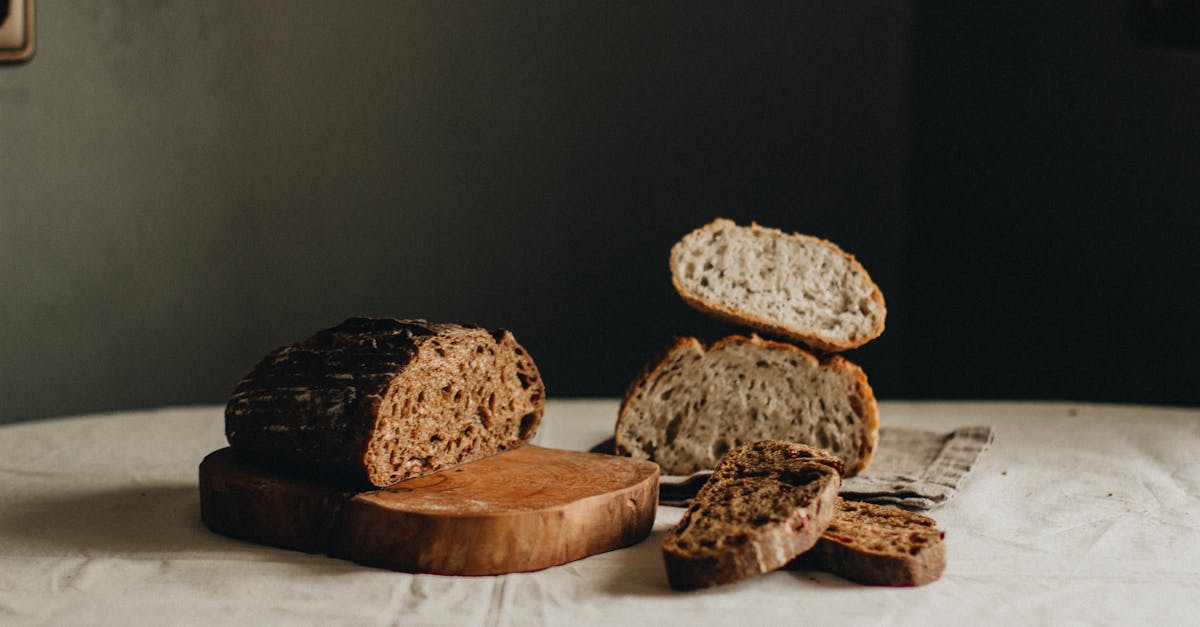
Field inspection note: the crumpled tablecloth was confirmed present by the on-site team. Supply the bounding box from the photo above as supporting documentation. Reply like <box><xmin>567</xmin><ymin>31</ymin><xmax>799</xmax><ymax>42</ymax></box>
<box><xmin>1</xmin><ymin>400</ymin><xmax>1198</xmax><ymax>626</ymax></box>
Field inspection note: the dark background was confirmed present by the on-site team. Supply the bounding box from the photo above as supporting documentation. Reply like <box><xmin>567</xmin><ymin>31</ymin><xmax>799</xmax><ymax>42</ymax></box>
<box><xmin>1</xmin><ymin>2</ymin><xmax>1197</xmax><ymax>424</ymax></box>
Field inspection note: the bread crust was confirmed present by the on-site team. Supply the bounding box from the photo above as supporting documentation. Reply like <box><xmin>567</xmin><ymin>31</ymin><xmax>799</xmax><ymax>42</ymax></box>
<box><xmin>614</xmin><ymin>335</ymin><xmax>699</xmax><ymax>458</ymax></box>
<box><xmin>225</xmin><ymin>317</ymin><xmax>545</xmax><ymax>487</ymax></box>
<box><xmin>669</xmin><ymin>218</ymin><xmax>886</xmax><ymax>353</ymax></box>
<box><xmin>661</xmin><ymin>441</ymin><xmax>843</xmax><ymax>590</ymax></box>
<box><xmin>614</xmin><ymin>334</ymin><xmax>878</xmax><ymax>475</ymax></box>
<box><xmin>795</xmin><ymin>499</ymin><xmax>946</xmax><ymax>586</ymax></box>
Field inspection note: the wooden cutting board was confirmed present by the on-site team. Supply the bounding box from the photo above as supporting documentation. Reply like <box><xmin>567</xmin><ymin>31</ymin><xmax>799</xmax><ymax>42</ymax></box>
<box><xmin>199</xmin><ymin>445</ymin><xmax>660</xmax><ymax>575</ymax></box>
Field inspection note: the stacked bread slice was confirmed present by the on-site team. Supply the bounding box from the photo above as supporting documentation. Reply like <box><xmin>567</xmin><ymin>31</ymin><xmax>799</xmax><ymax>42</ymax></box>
<box><xmin>616</xmin><ymin>219</ymin><xmax>884</xmax><ymax>478</ymax></box>
<box><xmin>663</xmin><ymin>439</ymin><xmax>946</xmax><ymax>589</ymax></box>
<box><xmin>615</xmin><ymin>219</ymin><xmax>944</xmax><ymax>588</ymax></box>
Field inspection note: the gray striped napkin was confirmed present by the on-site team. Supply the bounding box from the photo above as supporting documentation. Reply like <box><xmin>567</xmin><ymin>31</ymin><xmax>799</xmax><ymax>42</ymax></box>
<box><xmin>646</xmin><ymin>425</ymin><xmax>994</xmax><ymax>511</ymax></box>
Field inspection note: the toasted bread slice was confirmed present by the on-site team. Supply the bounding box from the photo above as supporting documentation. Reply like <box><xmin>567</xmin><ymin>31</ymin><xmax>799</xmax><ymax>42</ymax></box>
<box><xmin>661</xmin><ymin>441</ymin><xmax>842</xmax><ymax>590</ymax></box>
<box><xmin>794</xmin><ymin>498</ymin><xmax>946</xmax><ymax>586</ymax></box>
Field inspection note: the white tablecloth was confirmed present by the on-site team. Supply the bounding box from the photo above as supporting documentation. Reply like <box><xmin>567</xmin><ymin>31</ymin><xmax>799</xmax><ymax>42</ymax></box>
<box><xmin>1</xmin><ymin>400</ymin><xmax>1198</xmax><ymax>626</ymax></box>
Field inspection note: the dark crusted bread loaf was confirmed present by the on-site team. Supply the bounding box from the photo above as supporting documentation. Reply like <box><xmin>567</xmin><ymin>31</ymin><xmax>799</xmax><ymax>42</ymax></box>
<box><xmin>615</xmin><ymin>334</ymin><xmax>878</xmax><ymax>476</ymax></box>
<box><xmin>794</xmin><ymin>498</ymin><xmax>946</xmax><ymax>586</ymax></box>
<box><xmin>661</xmin><ymin>441</ymin><xmax>843</xmax><ymax>590</ymax></box>
<box><xmin>225</xmin><ymin>317</ymin><xmax>544</xmax><ymax>487</ymax></box>
<box><xmin>670</xmin><ymin>218</ymin><xmax>886</xmax><ymax>352</ymax></box>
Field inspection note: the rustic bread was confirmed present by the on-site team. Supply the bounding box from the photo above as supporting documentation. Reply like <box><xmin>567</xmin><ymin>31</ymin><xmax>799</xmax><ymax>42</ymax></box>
<box><xmin>670</xmin><ymin>218</ymin><xmax>886</xmax><ymax>352</ymax></box>
<box><xmin>794</xmin><ymin>498</ymin><xmax>946</xmax><ymax>586</ymax></box>
<box><xmin>661</xmin><ymin>441</ymin><xmax>842</xmax><ymax>590</ymax></box>
<box><xmin>615</xmin><ymin>334</ymin><xmax>878</xmax><ymax>476</ymax></box>
<box><xmin>225</xmin><ymin>317</ymin><xmax>544</xmax><ymax>487</ymax></box>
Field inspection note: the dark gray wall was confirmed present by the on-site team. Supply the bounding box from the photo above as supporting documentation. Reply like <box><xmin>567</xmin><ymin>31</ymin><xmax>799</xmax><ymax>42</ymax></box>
<box><xmin>0</xmin><ymin>2</ymin><xmax>910</xmax><ymax>422</ymax></box>
<box><xmin>10</xmin><ymin>2</ymin><xmax>1194</xmax><ymax>424</ymax></box>
<box><xmin>906</xmin><ymin>3</ymin><xmax>1200</xmax><ymax>405</ymax></box>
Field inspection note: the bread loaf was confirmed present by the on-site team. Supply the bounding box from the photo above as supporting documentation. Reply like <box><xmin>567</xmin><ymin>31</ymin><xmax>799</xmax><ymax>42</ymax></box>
<box><xmin>661</xmin><ymin>441</ymin><xmax>842</xmax><ymax>590</ymax></box>
<box><xmin>794</xmin><ymin>498</ymin><xmax>946</xmax><ymax>586</ymax></box>
<box><xmin>615</xmin><ymin>334</ymin><xmax>878</xmax><ymax>476</ymax></box>
<box><xmin>225</xmin><ymin>317</ymin><xmax>544</xmax><ymax>487</ymax></box>
<box><xmin>670</xmin><ymin>218</ymin><xmax>886</xmax><ymax>352</ymax></box>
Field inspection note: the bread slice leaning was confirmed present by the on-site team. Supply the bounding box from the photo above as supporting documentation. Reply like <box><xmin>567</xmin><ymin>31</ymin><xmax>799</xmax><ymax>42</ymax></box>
<box><xmin>662</xmin><ymin>441</ymin><xmax>843</xmax><ymax>590</ymax></box>
<box><xmin>793</xmin><ymin>498</ymin><xmax>946</xmax><ymax>586</ymax></box>
<box><xmin>615</xmin><ymin>334</ymin><xmax>878</xmax><ymax>476</ymax></box>
<box><xmin>226</xmin><ymin>317</ymin><xmax>545</xmax><ymax>487</ymax></box>
<box><xmin>670</xmin><ymin>218</ymin><xmax>886</xmax><ymax>352</ymax></box>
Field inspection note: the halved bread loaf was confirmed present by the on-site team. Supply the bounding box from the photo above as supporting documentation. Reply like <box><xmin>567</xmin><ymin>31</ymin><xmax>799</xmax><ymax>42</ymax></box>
<box><xmin>670</xmin><ymin>218</ymin><xmax>886</xmax><ymax>352</ymax></box>
<box><xmin>225</xmin><ymin>317</ymin><xmax>544</xmax><ymax>487</ymax></box>
<box><xmin>794</xmin><ymin>498</ymin><xmax>946</xmax><ymax>586</ymax></box>
<box><xmin>615</xmin><ymin>334</ymin><xmax>878</xmax><ymax>476</ymax></box>
<box><xmin>662</xmin><ymin>441</ymin><xmax>842</xmax><ymax>590</ymax></box>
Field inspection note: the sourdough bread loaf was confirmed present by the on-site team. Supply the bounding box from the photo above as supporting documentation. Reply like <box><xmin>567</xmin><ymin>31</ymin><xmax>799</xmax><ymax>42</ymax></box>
<box><xmin>670</xmin><ymin>218</ymin><xmax>886</xmax><ymax>352</ymax></box>
<box><xmin>794</xmin><ymin>498</ymin><xmax>946</xmax><ymax>586</ymax></box>
<box><xmin>661</xmin><ymin>441</ymin><xmax>842</xmax><ymax>590</ymax></box>
<box><xmin>615</xmin><ymin>334</ymin><xmax>878</xmax><ymax>476</ymax></box>
<box><xmin>225</xmin><ymin>317</ymin><xmax>544</xmax><ymax>487</ymax></box>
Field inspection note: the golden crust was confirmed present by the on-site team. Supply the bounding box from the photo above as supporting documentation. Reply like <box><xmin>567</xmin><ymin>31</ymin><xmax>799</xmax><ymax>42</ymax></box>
<box><xmin>614</xmin><ymin>336</ymin><xmax>702</xmax><ymax>457</ymax></box>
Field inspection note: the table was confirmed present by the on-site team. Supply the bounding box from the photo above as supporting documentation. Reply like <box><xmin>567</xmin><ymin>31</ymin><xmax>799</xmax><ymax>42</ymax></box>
<box><xmin>2</xmin><ymin>400</ymin><xmax>1198</xmax><ymax>625</ymax></box>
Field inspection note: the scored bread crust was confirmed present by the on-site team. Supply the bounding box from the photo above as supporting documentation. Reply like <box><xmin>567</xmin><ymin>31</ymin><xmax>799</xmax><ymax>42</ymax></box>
<box><xmin>670</xmin><ymin>219</ymin><xmax>886</xmax><ymax>353</ymax></box>
<box><xmin>793</xmin><ymin>499</ymin><xmax>946</xmax><ymax>586</ymax></box>
<box><xmin>225</xmin><ymin>317</ymin><xmax>545</xmax><ymax>487</ymax></box>
<box><xmin>662</xmin><ymin>441</ymin><xmax>843</xmax><ymax>590</ymax></box>
<box><xmin>615</xmin><ymin>334</ymin><xmax>878</xmax><ymax>476</ymax></box>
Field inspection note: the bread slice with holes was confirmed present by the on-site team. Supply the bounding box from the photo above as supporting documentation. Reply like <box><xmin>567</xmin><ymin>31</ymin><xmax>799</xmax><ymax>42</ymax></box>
<box><xmin>793</xmin><ymin>498</ymin><xmax>946</xmax><ymax>586</ymax></box>
<box><xmin>662</xmin><ymin>441</ymin><xmax>842</xmax><ymax>590</ymax></box>
<box><xmin>670</xmin><ymin>218</ymin><xmax>886</xmax><ymax>352</ymax></box>
<box><xmin>225</xmin><ymin>317</ymin><xmax>545</xmax><ymax>487</ymax></box>
<box><xmin>615</xmin><ymin>334</ymin><xmax>878</xmax><ymax>476</ymax></box>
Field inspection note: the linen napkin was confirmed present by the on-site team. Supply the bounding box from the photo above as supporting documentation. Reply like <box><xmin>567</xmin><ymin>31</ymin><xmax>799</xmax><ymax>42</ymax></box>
<box><xmin>600</xmin><ymin>425</ymin><xmax>994</xmax><ymax>511</ymax></box>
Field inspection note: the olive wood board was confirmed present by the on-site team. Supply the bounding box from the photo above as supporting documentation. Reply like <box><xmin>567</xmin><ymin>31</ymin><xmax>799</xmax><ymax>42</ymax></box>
<box><xmin>199</xmin><ymin>445</ymin><xmax>660</xmax><ymax>575</ymax></box>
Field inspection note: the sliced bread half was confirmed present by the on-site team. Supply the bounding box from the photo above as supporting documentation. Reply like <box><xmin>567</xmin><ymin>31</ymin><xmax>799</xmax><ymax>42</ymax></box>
<box><xmin>662</xmin><ymin>441</ymin><xmax>843</xmax><ymax>590</ymax></box>
<box><xmin>794</xmin><ymin>498</ymin><xmax>946</xmax><ymax>586</ymax></box>
<box><xmin>615</xmin><ymin>334</ymin><xmax>878</xmax><ymax>476</ymax></box>
<box><xmin>670</xmin><ymin>218</ymin><xmax>886</xmax><ymax>352</ymax></box>
<box><xmin>226</xmin><ymin>317</ymin><xmax>544</xmax><ymax>487</ymax></box>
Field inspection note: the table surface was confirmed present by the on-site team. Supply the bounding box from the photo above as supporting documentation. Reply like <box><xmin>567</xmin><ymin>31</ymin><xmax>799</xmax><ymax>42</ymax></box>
<box><xmin>2</xmin><ymin>400</ymin><xmax>1198</xmax><ymax>626</ymax></box>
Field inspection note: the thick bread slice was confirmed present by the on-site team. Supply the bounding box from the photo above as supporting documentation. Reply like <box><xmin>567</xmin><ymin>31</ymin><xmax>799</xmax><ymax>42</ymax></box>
<box><xmin>794</xmin><ymin>499</ymin><xmax>946</xmax><ymax>586</ymax></box>
<box><xmin>615</xmin><ymin>334</ymin><xmax>878</xmax><ymax>476</ymax></box>
<box><xmin>661</xmin><ymin>441</ymin><xmax>842</xmax><ymax>590</ymax></box>
<box><xmin>670</xmin><ymin>218</ymin><xmax>886</xmax><ymax>352</ymax></box>
<box><xmin>225</xmin><ymin>317</ymin><xmax>544</xmax><ymax>487</ymax></box>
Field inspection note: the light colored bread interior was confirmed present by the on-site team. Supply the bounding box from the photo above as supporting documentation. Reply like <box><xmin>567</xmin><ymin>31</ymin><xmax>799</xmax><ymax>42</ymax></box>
<box><xmin>615</xmin><ymin>335</ymin><xmax>877</xmax><ymax>476</ymax></box>
<box><xmin>670</xmin><ymin>219</ymin><xmax>885</xmax><ymax>352</ymax></box>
